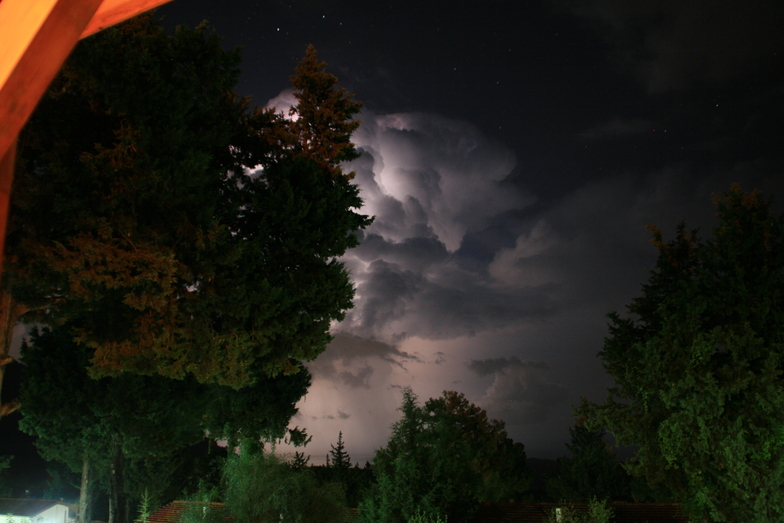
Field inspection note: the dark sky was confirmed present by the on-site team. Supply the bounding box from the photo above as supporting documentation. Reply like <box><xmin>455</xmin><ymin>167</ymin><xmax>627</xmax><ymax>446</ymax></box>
<box><xmin>156</xmin><ymin>0</ymin><xmax>784</xmax><ymax>462</ymax></box>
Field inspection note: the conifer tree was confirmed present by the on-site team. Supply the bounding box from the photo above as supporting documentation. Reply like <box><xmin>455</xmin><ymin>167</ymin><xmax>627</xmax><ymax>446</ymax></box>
<box><xmin>546</xmin><ymin>425</ymin><xmax>630</xmax><ymax>503</ymax></box>
<box><xmin>288</xmin><ymin>45</ymin><xmax>363</xmax><ymax>179</ymax></box>
<box><xmin>582</xmin><ymin>185</ymin><xmax>784</xmax><ymax>522</ymax></box>
<box><xmin>291</xmin><ymin>451</ymin><xmax>310</xmax><ymax>470</ymax></box>
<box><xmin>4</xmin><ymin>14</ymin><xmax>371</xmax><ymax>405</ymax></box>
<box><xmin>327</xmin><ymin>431</ymin><xmax>352</xmax><ymax>471</ymax></box>
<box><xmin>360</xmin><ymin>389</ymin><xmax>529</xmax><ymax>523</ymax></box>
<box><xmin>12</xmin><ymin>14</ymin><xmax>368</xmax><ymax>523</ymax></box>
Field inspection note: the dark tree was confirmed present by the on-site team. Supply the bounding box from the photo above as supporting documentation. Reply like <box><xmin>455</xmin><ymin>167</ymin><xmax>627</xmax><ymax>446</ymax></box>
<box><xmin>360</xmin><ymin>388</ymin><xmax>530</xmax><ymax>523</ymax></box>
<box><xmin>12</xmin><ymin>14</ymin><xmax>370</xmax><ymax>523</ymax></box>
<box><xmin>327</xmin><ymin>431</ymin><xmax>352</xmax><ymax>472</ymax></box>
<box><xmin>581</xmin><ymin>185</ymin><xmax>784</xmax><ymax>522</ymax></box>
<box><xmin>287</xmin><ymin>45</ymin><xmax>363</xmax><ymax>177</ymax></box>
<box><xmin>324</xmin><ymin>430</ymin><xmax>353</xmax><ymax>502</ymax></box>
<box><xmin>290</xmin><ymin>451</ymin><xmax>310</xmax><ymax>470</ymax></box>
<box><xmin>215</xmin><ymin>451</ymin><xmax>350</xmax><ymax>523</ymax></box>
<box><xmin>545</xmin><ymin>425</ymin><xmax>630</xmax><ymax>503</ymax></box>
<box><xmin>19</xmin><ymin>325</ymin><xmax>206</xmax><ymax>523</ymax></box>
<box><xmin>20</xmin><ymin>320</ymin><xmax>308</xmax><ymax>523</ymax></box>
<box><xmin>4</xmin><ymin>13</ymin><xmax>371</xmax><ymax>406</ymax></box>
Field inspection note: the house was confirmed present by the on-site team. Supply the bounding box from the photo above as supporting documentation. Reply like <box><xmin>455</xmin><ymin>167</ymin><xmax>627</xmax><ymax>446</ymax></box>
<box><xmin>0</xmin><ymin>499</ymin><xmax>76</xmax><ymax>523</ymax></box>
<box><xmin>471</xmin><ymin>502</ymin><xmax>689</xmax><ymax>523</ymax></box>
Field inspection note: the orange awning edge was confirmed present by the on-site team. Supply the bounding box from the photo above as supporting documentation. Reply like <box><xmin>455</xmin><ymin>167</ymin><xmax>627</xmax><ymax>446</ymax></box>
<box><xmin>81</xmin><ymin>0</ymin><xmax>174</xmax><ymax>39</ymax></box>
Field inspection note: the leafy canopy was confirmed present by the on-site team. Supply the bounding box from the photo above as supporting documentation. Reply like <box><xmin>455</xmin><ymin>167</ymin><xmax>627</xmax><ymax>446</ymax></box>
<box><xmin>360</xmin><ymin>388</ymin><xmax>530</xmax><ymax>523</ymax></box>
<box><xmin>191</xmin><ymin>450</ymin><xmax>350</xmax><ymax>523</ymax></box>
<box><xmin>543</xmin><ymin>499</ymin><xmax>613</xmax><ymax>523</ymax></box>
<box><xmin>14</xmin><ymin>14</ymin><xmax>367</xmax><ymax>522</ymax></box>
<box><xmin>546</xmin><ymin>425</ymin><xmax>630</xmax><ymax>503</ymax></box>
<box><xmin>581</xmin><ymin>185</ymin><xmax>784</xmax><ymax>522</ymax></box>
<box><xmin>9</xmin><ymin>16</ymin><xmax>371</xmax><ymax>389</ymax></box>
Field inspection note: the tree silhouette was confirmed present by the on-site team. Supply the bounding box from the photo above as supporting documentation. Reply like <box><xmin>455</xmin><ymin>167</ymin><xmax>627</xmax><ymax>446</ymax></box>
<box><xmin>546</xmin><ymin>425</ymin><xmax>629</xmax><ymax>502</ymax></box>
<box><xmin>11</xmin><ymin>13</ymin><xmax>369</xmax><ymax>523</ymax></box>
<box><xmin>327</xmin><ymin>431</ymin><xmax>352</xmax><ymax>471</ymax></box>
<box><xmin>360</xmin><ymin>388</ymin><xmax>529</xmax><ymax>523</ymax></box>
<box><xmin>3</xmin><ymin>15</ymin><xmax>370</xmax><ymax>411</ymax></box>
<box><xmin>582</xmin><ymin>185</ymin><xmax>784</xmax><ymax>522</ymax></box>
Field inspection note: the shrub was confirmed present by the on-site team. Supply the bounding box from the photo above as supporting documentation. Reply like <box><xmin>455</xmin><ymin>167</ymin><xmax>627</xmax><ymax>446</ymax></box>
<box><xmin>408</xmin><ymin>511</ymin><xmax>448</xmax><ymax>523</ymax></box>
<box><xmin>545</xmin><ymin>498</ymin><xmax>613</xmax><ymax>523</ymax></box>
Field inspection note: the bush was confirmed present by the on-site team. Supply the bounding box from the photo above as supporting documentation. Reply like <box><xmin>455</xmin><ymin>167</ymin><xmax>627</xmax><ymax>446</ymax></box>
<box><xmin>408</xmin><ymin>511</ymin><xmax>448</xmax><ymax>523</ymax></box>
<box><xmin>186</xmin><ymin>450</ymin><xmax>350</xmax><ymax>523</ymax></box>
<box><xmin>544</xmin><ymin>498</ymin><xmax>613</xmax><ymax>523</ymax></box>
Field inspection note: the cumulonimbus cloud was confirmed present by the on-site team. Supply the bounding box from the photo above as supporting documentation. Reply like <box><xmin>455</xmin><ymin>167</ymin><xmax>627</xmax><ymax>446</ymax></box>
<box><xmin>467</xmin><ymin>356</ymin><xmax>569</xmax><ymax>424</ymax></box>
<box><xmin>307</xmin><ymin>332</ymin><xmax>419</xmax><ymax>388</ymax></box>
<box><xmin>335</xmin><ymin>111</ymin><xmax>553</xmax><ymax>343</ymax></box>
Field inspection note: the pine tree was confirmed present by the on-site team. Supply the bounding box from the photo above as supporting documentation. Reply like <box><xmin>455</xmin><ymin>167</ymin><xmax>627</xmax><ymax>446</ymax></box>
<box><xmin>327</xmin><ymin>431</ymin><xmax>352</xmax><ymax>471</ymax></box>
<box><xmin>6</xmin><ymin>15</ymin><xmax>371</xmax><ymax>396</ymax></box>
<box><xmin>288</xmin><ymin>45</ymin><xmax>363</xmax><ymax>179</ymax></box>
<box><xmin>546</xmin><ymin>425</ymin><xmax>630</xmax><ymax>502</ymax></box>
<box><xmin>360</xmin><ymin>389</ymin><xmax>529</xmax><ymax>523</ymax></box>
<box><xmin>582</xmin><ymin>185</ymin><xmax>784</xmax><ymax>522</ymax></box>
<box><xmin>291</xmin><ymin>451</ymin><xmax>310</xmax><ymax>470</ymax></box>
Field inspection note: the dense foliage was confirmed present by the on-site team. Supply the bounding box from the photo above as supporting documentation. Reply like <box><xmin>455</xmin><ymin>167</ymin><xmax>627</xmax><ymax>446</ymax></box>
<box><xmin>545</xmin><ymin>425</ymin><xmax>630</xmax><ymax>503</ymax></box>
<box><xmin>190</xmin><ymin>451</ymin><xmax>350</xmax><ymax>523</ymax></box>
<box><xmin>19</xmin><ymin>323</ymin><xmax>308</xmax><ymax>523</ymax></box>
<box><xmin>360</xmin><ymin>388</ymin><xmax>530</xmax><ymax>523</ymax></box>
<box><xmin>582</xmin><ymin>185</ymin><xmax>784</xmax><ymax>522</ymax></box>
<box><xmin>7</xmin><ymin>15</ymin><xmax>370</xmax><ymax>390</ymax></box>
<box><xmin>543</xmin><ymin>499</ymin><xmax>613</xmax><ymax>523</ymax></box>
<box><xmin>19</xmin><ymin>326</ymin><xmax>205</xmax><ymax>523</ymax></box>
<box><xmin>13</xmin><ymin>13</ymin><xmax>369</xmax><ymax>523</ymax></box>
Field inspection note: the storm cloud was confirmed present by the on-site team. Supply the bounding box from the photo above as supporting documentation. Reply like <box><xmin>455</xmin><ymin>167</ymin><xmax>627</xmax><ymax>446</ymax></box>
<box><xmin>556</xmin><ymin>0</ymin><xmax>784</xmax><ymax>93</ymax></box>
<box><xmin>338</xmin><ymin>112</ymin><xmax>550</xmax><ymax>343</ymax></box>
<box><xmin>468</xmin><ymin>357</ymin><xmax>569</xmax><ymax>425</ymax></box>
<box><xmin>270</xmin><ymin>93</ymin><xmax>784</xmax><ymax>463</ymax></box>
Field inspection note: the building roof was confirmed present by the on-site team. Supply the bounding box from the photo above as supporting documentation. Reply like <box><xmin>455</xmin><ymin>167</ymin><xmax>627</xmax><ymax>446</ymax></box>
<box><xmin>0</xmin><ymin>499</ymin><xmax>76</xmax><ymax>518</ymax></box>
<box><xmin>140</xmin><ymin>501</ymin><xmax>228</xmax><ymax>523</ymax></box>
<box><xmin>145</xmin><ymin>500</ymin><xmax>688</xmax><ymax>523</ymax></box>
<box><xmin>471</xmin><ymin>502</ymin><xmax>689</xmax><ymax>523</ymax></box>
<box><xmin>142</xmin><ymin>501</ymin><xmax>361</xmax><ymax>523</ymax></box>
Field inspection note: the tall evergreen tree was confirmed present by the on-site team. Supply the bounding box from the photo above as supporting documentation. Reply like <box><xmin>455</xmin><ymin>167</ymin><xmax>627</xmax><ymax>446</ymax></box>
<box><xmin>4</xmin><ymin>13</ymin><xmax>371</xmax><ymax>409</ymax></box>
<box><xmin>545</xmin><ymin>425</ymin><xmax>630</xmax><ymax>503</ymax></box>
<box><xmin>288</xmin><ymin>45</ymin><xmax>363</xmax><ymax>178</ymax></box>
<box><xmin>12</xmin><ymin>14</ymin><xmax>369</xmax><ymax>523</ymax></box>
<box><xmin>327</xmin><ymin>431</ymin><xmax>352</xmax><ymax>471</ymax></box>
<box><xmin>581</xmin><ymin>185</ymin><xmax>784</xmax><ymax>522</ymax></box>
<box><xmin>19</xmin><ymin>325</ymin><xmax>206</xmax><ymax>523</ymax></box>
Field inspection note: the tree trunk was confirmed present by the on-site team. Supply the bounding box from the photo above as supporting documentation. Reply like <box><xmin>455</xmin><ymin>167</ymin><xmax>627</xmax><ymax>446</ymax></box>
<box><xmin>109</xmin><ymin>439</ymin><xmax>128</xmax><ymax>523</ymax></box>
<box><xmin>79</xmin><ymin>450</ymin><xmax>92</xmax><ymax>523</ymax></box>
<box><xmin>0</xmin><ymin>287</ymin><xmax>26</xmax><ymax>417</ymax></box>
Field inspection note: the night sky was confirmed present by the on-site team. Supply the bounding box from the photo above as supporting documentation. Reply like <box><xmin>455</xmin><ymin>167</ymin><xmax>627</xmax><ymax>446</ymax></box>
<box><xmin>154</xmin><ymin>0</ymin><xmax>784</xmax><ymax>463</ymax></box>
